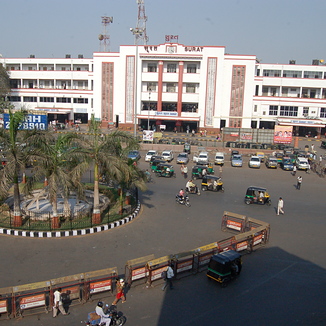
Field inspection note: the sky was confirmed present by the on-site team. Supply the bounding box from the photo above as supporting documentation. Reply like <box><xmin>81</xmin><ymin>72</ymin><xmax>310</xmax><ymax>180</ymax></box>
<box><xmin>1</xmin><ymin>0</ymin><xmax>325</xmax><ymax>65</ymax></box>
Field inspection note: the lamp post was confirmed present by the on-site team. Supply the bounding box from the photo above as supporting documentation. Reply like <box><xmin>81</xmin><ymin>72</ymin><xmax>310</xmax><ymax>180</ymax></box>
<box><xmin>130</xmin><ymin>27</ymin><xmax>144</xmax><ymax>137</ymax></box>
<box><xmin>147</xmin><ymin>87</ymin><xmax>151</xmax><ymax>130</ymax></box>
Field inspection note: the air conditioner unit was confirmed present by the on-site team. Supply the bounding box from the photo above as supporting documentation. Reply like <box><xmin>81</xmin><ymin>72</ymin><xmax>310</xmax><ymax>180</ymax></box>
<box><xmin>30</xmin><ymin>54</ymin><xmax>35</xmax><ymax>58</ymax></box>
<box><xmin>66</xmin><ymin>54</ymin><xmax>71</xmax><ymax>58</ymax></box>
<box><xmin>289</xmin><ymin>60</ymin><xmax>296</xmax><ymax>64</ymax></box>
<box><xmin>312</xmin><ymin>59</ymin><xmax>319</xmax><ymax>65</ymax></box>
<box><xmin>78</xmin><ymin>54</ymin><xmax>83</xmax><ymax>58</ymax></box>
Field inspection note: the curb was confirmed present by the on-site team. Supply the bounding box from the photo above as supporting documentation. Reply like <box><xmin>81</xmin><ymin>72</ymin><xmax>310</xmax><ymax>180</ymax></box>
<box><xmin>0</xmin><ymin>202</ymin><xmax>141</xmax><ymax>238</ymax></box>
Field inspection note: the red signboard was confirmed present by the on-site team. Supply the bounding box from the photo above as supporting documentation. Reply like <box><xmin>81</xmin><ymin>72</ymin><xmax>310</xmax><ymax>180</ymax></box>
<box><xmin>176</xmin><ymin>259</ymin><xmax>193</xmax><ymax>273</ymax></box>
<box><xmin>253</xmin><ymin>234</ymin><xmax>263</xmax><ymax>246</ymax></box>
<box><xmin>226</xmin><ymin>220</ymin><xmax>242</xmax><ymax>231</ymax></box>
<box><xmin>131</xmin><ymin>267</ymin><xmax>148</xmax><ymax>281</ymax></box>
<box><xmin>151</xmin><ymin>267</ymin><xmax>167</xmax><ymax>281</ymax></box>
<box><xmin>0</xmin><ymin>300</ymin><xmax>7</xmax><ymax>313</ymax></box>
<box><xmin>236</xmin><ymin>240</ymin><xmax>248</xmax><ymax>251</ymax></box>
<box><xmin>90</xmin><ymin>280</ymin><xmax>112</xmax><ymax>294</ymax></box>
<box><xmin>20</xmin><ymin>294</ymin><xmax>46</xmax><ymax>310</ymax></box>
<box><xmin>199</xmin><ymin>253</ymin><xmax>212</xmax><ymax>266</ymax></box>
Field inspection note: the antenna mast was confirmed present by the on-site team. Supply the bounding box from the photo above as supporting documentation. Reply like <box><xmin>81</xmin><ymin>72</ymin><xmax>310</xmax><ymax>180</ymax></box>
<box><xmin>98</xmin><ymin>16</ymin><xmax>113</xmax><ymax>52</ymax></box>
<box><xmin>136</xmin><ymin>0</ymin><xmax>149</xmax><ymax>45</ymax></box>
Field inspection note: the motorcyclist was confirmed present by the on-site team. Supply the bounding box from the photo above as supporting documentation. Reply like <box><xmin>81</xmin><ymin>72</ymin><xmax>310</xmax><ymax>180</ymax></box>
<box><xmin>95</xmin><ymin>301</ymin><xmax>111</xmax><ymax>326</ymax></box>
<box><xmin>178</xmin><ymin>188</ymin><xmax>185</xmax><ymax>201</ymax></box>
<box><xmin>186</xmin><ymin>179</ymin><xmax>195</xmax><ymax>193</ymax></box>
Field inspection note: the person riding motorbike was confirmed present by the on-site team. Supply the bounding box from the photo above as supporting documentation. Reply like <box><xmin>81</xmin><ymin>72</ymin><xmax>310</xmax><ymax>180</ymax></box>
<box><xmin>186</xmin><ymin>179</ymin><xmax>196</xmax><ymax>192</ymax></box>
<box><xmin>95</xmin><ymin>301</ymin><xmax>112</xmax><ymax>326</ymax></box>
<box><xmin>178</xmin><ymin>189</ymin><xmax>185</xmax><ymax>201</ymax></box>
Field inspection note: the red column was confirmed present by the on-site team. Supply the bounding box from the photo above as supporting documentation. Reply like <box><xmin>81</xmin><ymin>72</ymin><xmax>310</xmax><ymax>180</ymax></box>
<box><xmin>177</xmin><ymin>61</ymin><xmax>184</xmax><ymax>116</ymax></box>
<box><xmin>157</xmin><ymin>61</ymin><xmax>163</xmax><ymax>111</ymax></box>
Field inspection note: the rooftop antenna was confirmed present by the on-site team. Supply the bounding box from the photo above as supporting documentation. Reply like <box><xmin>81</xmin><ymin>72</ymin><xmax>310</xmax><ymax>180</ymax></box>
<box><xmin>136</xmin><ymin>0</ymin><xmax>149</xmax><ymax>45</ymax></box>
<box><xmin>98</xmin><ymin>16</ymin><xmax>113</xmax><ymax>52</ymax></box>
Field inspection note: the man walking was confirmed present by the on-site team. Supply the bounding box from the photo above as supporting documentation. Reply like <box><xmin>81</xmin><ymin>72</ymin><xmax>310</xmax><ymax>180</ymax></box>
<box><xmin>277</xmin><ymin>197</ymin><xmax>284</xmax><ymax>215</ymax></box>
<box><xmin>53</xmin><ymin>288</ymin><xmax>69</xmax><ymax>317</ymax></box>
<box><xmin>162</xmin><ymin>265</ymin><xmax>174</xmax><ymax>290</ymax></box>
<box><xmin>297</xmin><ymin>176</ymin><xmax>302</xmax><ymax>190</ymax></box>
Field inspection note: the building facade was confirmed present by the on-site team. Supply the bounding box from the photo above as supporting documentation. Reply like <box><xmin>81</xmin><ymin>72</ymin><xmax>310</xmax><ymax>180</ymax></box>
<box><xmin>1</xmin><ymin>44</ymin><xmax>326</xmax><ymax>136</ymax></box>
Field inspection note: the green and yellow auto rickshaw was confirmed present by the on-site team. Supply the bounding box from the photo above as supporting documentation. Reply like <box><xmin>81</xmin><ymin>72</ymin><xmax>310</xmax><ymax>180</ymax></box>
<box><xmin>201</xmin><ymin>175</ymin><xmax>224</xmax><ymax>192</ymax></box>
<box><xmin>150</xmin><ymin>159</ymin><xmax>166</xmax><ymax>172</ymax></box>
<box><xmin>244</xmin><ymin>186</ymin><xmax>271</xmax><ymax>205</ymax></box>
<box><xmin>154</xmin><ymin>163</ymin><xmax>176</xmax><ymax>178</ymax></box>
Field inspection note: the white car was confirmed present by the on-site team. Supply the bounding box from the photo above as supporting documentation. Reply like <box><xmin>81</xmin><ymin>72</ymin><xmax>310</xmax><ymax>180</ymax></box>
<box><xmin>295</xmin><ymin>157</ymin><xmax>309</xmax><ymax>170</ymax></box>
<box><xmin>193</xmin><ymin>151</ymin><xmax>209</xmax><ymax>165</ymax></box>
<box><xmin>162</xmin><ymin>150</ymin><xmax>174</xmax><ymax>162</ymax></box>
<box><xmin>145</xmin><ymin>150</ymin><xmax>158</xmax><ymax>162</ymax></box>
<box><xmin>248</xmin><ymin>156</ymin><xmax>261</xmax><ymax>168</ymax></box>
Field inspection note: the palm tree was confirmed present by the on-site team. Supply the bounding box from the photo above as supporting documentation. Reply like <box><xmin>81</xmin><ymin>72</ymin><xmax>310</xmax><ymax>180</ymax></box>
<box><xmin>80</xmin><ymin>115</ymin><xmax>141</xmax><ymax>224</ymax></box>
<box><xmin>29</xmin><ymin>132</ymin><xmax>86</xmax><ymax>229</ymax></box>
<box><xmin>0</xmin><ymin>109</ymin><xmax>42</xmax><ymax>226</ymax></box>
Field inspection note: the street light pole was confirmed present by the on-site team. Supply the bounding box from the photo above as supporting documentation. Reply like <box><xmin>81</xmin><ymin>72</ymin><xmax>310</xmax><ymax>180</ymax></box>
<box><xmin>147</xmin><ymin>88</ymin><xmax>151</xmax><ymax>130</ymax></box>
<box><xmin>130</xmin><ymin>27</ymin><xmax>144</xmax><ymax>138</ymax></box>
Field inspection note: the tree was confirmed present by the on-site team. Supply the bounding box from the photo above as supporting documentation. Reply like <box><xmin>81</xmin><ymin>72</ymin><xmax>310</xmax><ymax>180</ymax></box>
<box><xmin>0</xmin><ymin>109</ymin><xmax>42</xmax><ymax>226</ymax></box>
<box><xmin>0</xmin><ymin>63</ymin><xmax>11</xmax><ymax>113</ymax></box>
<box><xmin>79</xmin><ymin>115</ymin><xmax>141</xmax><ymax>224</ymax></box>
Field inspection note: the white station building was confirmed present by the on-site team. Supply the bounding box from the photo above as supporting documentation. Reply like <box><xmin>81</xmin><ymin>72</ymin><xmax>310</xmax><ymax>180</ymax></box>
<box><xmin>1</xmin><ymin>43</ymin><xmax>326</xmax><ymax>136</ymax></box>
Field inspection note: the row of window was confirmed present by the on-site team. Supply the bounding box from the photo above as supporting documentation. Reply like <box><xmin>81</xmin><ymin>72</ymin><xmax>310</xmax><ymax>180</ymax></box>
<box><xmin>146</xmin><ymin>63</ymin><xmax>198</xmax><ymax>73</ymax></box>
<box><xmin>262</xmin><ymin>69</ymin><xmax>325</xmax><ymax>79</ymax></box>
<box><xmin>141</xmin><ymin>102</ymin><xmax>198</xmax><ymax>113</ymax></box>
<box><xmin>146</xmin><ymin>82</ymin><xmax>198</xmax><ymax>93</ymax></box>
<box><xmin>268</xmin><ymin>105</ymin><xmax>326</xmax><ymax>118</ymax></box>
<box><xmin>8</xmin><ymin>96</ymin><xmax>88</xmax><ymax>104</ymax></box>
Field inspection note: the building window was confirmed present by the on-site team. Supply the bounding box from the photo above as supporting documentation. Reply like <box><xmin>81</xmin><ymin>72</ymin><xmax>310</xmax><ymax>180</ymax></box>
<box><xmin>40</xmin><ymin>97</ymin><xmax>54</xmax><ymax>102</ymax></box>
<box><xmin>23</xmin><ymin>97</ymin><xmax>37</xmax><ymax>102</ymax></box>
<box><xmin>182</xmin><ymin>103</ymin><xmax>198</xmax><ymax>112</ymax></box>
<box><xmin>8</xmin><ymin>96</ymin><xmax>21</xmax><ymax>102</ymax></box>
<box><xmin>283</xmin><ymin>70</ymin><xmax>301</xmax><ymax>78</ymax></box>
<box><xmin>162</xmin><ymin>102</ymin><xmax>177</xmax><ymax>111</ymax></box>
<box><xmin>254</xmin><ymin>105</ymin><xmax>257</xmax><ymax>112</ymax></box>
<box><xmin>56</xmin><ymin>97</ymin><xmax>71</xmax><ymax>103</ymax></box>
<box><xmin>280</xmin><ymin>106</ymin><xmax>298</xmax><ymax>117</ymax></box>
<box><xmin>167</xmin><ymin>63</ymin><xmax>177</xmax><ymax>73</ymax></box>
<box><xmin>148</xmin><ymin>63</ymin><xmax>157</xmax><ymax>72</ymax></box>
<box><xmin>303</xmin><ymin>107</ymin><xmax>309</xmax><ymax>117</ymax></box>
<box><xmin>147</xmin><ymin>82</ymin><xmax>156</xmax><ymax>91</ymax></box>
<box><xmin>187</xmin><ymin>64</ymin><xmax>196</xmax><ymax>73</ymax></box>
<box><xmin>269</xmin><ymin>105</ymin><xmax>278</xmax><ymax>115</ymax></box>
<box><xmin>166</xmin><ymin>83</ymin><xmax>176</xmax><ymax>92</ymax></box>
<box><xmin>320</xmin><ymin>108</ymin><xmax>326</xmax><ymax>118</ymax></box>
<box><xmin>304</xmin><ymin>71</ymin><xmax>322</xmax><ymax>79</ymax></box>
<box><xmin>73</xmin><ymin>98</ymin><xmax>88</xmax><ymax>104</ymax></box>
<box><xmin>263</xmin><ymin>69</ymin><xmax>281</xmax><ymax>77</ymax></box>
<box><xmin>186</xmin><ymin>83</ymin><xmax>196</xmax><ymax>93</ymax></box>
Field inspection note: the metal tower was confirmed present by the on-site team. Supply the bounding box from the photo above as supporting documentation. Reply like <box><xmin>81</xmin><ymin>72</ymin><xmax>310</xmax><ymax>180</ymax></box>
<box><xmin>136</xmin><ymin>0</ymin><xmax>149</xmax><ymax>45</ymax></box>
<box><xmin>98</xmin><ymin>16</ymin><xmax>113</xmax><ymax>52</ymax></box>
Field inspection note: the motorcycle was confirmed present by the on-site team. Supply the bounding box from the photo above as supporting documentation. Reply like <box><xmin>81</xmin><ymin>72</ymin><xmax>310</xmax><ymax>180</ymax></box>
<box><xmin>86</xmin><ymin>305</ymin><xmax>126</xmax><ymax>326</ymax></box>
<box><xmin>175</xmin><ymin>194</ymin><xmax>191</xmax><ymax>207</ymax></box>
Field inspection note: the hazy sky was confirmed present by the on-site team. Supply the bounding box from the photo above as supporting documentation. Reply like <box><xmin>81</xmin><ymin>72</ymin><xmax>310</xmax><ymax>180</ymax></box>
<box><xmin>1</xmin><ymin>0</ymin><xmax>325</xmax><ymax>65</ymax></box>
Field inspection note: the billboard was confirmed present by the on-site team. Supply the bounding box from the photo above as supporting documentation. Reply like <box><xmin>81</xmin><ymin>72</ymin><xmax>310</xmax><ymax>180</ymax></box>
<box><xmin>3</xmin><ymin>114</ymin><xmax>47</xmax><ymax>130</ymax></box>
<box><xmin>274</xmin><ymin>125</ymin><xmax>293</xmax><ymax>144</ymax></box>
<box><xmin>142</xmin><ymin>130</ymin><xmax>154</xmax><ymax>142</ymax></box>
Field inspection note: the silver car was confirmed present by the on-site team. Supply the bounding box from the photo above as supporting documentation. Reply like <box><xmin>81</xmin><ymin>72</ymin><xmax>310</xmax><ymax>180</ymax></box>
<box><xmin>176</xmin><ymin>152</ymin><xmax>189</xmax><ymax>164</ymax></box>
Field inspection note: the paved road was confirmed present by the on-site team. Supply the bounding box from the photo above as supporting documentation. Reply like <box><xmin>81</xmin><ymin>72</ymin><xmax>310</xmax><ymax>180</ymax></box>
<box><xmin>0</xmin><ymin>140</ymin><xmax>326</xmax><ymax>325</ymax></box>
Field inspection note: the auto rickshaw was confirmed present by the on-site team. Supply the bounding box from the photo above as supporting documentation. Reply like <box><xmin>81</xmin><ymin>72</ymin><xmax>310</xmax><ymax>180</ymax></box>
<box><xmin>184</xmin><ymin>143</ymin><xmax>191</xmax><ymax>154</ymax></box>
<box><xmin>192</xmin><ymin>165</ymin><xmax>214</xmax><ymax>179</ymax></box>
<box><xmin>154</xmin><ymin>163</ymin><xmax>176</xmax><ymax>178</ymax></box>
<box><xmin>201</xmin><ymin>175</ymin><xmax>224</xmax><ymax>192</ymax></box>
<box><xmin>150</xmin><ymin>159</ymin><xmax>166</xmax><ymax>172</ymax></box>
<box><xmin>244</xmin><ymin>186</ymin><xmax>271</xmax><ymax>205</ymax></box>
<box><xmin>207</xmin><ymin>250</ymin><xmax>242</xmax><ymax>287</ymax></box>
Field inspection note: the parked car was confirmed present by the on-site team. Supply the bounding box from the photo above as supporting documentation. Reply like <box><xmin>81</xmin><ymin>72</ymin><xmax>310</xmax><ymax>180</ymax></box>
<box><xmin>295</xmin><ymin>157</ymin><xmax>309</xmax><ymax>170</ymax></box>
<box><xmin>128</xmin><ymin>150</ymin><xmax>141</xmax><ymax>161</ymax></box>
<box><xmin>150</xmin><ymin>155</ymin><xmax>165</xmax><ymax>163</ymax></box>
<box><xmin>193</xmin><ymin>151</ymin><xmax>209</xmax><ymax>165</ymax></box>
<box><xmin>145</xmin><ymin>150</ymin><xmax>158</xmax><ymax>162</ymax></box>
<box><xmin>214</xmin><ymin>152</ymin><xmax>225</xmax><ymax>166</ymax></box>
<box><xmin>176</xmin><ymin>152</ymin><xmax>189</xmax><ymax>164</ymax></box>
<box><xmin>248</xmin><ymin>156</ymin><xmax>261</xmax><ymax>168</ymax></box>
<box><xmin>231</xmin><ymin>154</ymin><xmax>243</xmax><ymax>167</ymax></box>
<box><xmin>281</xmin><ymin>157</ymin><xmax>294</xmax><ymax>171</ymax></box>
<box><xmin>162</xmin><ymin>150</ymin><xmax>174</xmax><ymax>162</ymax></box>
<box><xmin>265</xmin><ymin>156</ymin><xmax>278</xmax><ymax>169</ymax></box>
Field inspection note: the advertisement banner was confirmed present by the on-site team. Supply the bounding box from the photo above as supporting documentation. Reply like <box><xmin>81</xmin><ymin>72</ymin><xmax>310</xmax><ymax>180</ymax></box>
<box><xmin>20</xmin><ymin>294</ymin><xmax>46</xmax><ymax>310</ymax></box>
<box><xmin>226</xmin><ymin>220</ymin><xmax>242</xmax><ymax>231</ymax></box>
<box><xmin>4</xmin><ymin>114</ymin><xmax>47</xmax><ymax>130</ymax></box>
<box><xmin>274</xmin><ymin>125</ymin><xmax>293</xmax><ymax>144</ymax></box>
<box><xmin>0</xmin><ymin>300</ymin><xmax>7</xmax><ymax>313</ymax></box>
<box><xmin>89</xmin><ymin>280</ymin><xmax>112</xmax><ymax>294</ymax></box>
<box><xmin>142</xmin><ymin>130</ymin><xmax>154</xmax><ymax>142</ymax></box>
<box><xmin>176</xmin><ymin>259</ymin><xmax>193</xmax><ymax>273</ymax></box>
<box><xmin>131</xmin><ymin>267</ymin><xmax>148</xmax><ymax>281</ymax></box>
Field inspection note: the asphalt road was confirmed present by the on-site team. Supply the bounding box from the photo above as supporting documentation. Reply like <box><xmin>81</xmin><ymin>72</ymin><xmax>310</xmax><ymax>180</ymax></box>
<box><xmin>0</xmin><ymin>140</ymin><xmax>326</xmax><ymax>326</ymax></box>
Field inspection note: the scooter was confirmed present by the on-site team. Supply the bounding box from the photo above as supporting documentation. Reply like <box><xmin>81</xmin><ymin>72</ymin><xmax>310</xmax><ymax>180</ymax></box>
<box><xmin>175</xmin><ymin>194</ymin><xmax>191</xmax><ymax>207</ymax></box>
<box><xmin>86</xmin><ymin>305</ymin><xmax>126</xmax><ymax>326</ymax></box>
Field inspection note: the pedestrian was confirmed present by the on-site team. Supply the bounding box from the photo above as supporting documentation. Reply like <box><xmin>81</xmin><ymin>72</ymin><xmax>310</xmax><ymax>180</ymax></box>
<box><xmin>277</xmin><ymin>197</ymin><xmax>284</xmax><ymax>215</ymax></box>
<box><xmin>180</xmin><ymin>164</ymin><xmax>185</xmax><ymax>176</ymax></box>
<box><xmin>112</xmin><ymin>278</ymin><xmax>126</xmax><ymax>305</ymax></box>
<box><xmin>183</xmin><ymin>165</ymin><xmax>188</xmax><ymax>179</ymax></box>
<box><xmin>53</xmin><ymin>288</ymin><xmax>69</xmax><ymax>317</ymax></box>
<box><xmin>192</xmin><ymin>129</ymin><xmax>195</xmax><ymax>137</ymax></box>
<box><xmin>219</xmin><ymin>165</ymin><xmax>223</xmax><ymax>177</ymax></box>
<box><xmin>311</xmin><ymin>143</ymin><xmax>314</xmax><ymax>152</ymax></box>
<box><xmin>319</xmin><ymin>155</ymin><xmax>323</xmax><ymax>164</ymax></box>
<box><xmin>292</xmin><ymin>165</ymin><xmax>297</xmax><ymax>176</ymax></box>
<box><xmin>297</xmin><ymin>176</ymin><xmax>302</xmax><ymax>190</ymax></box>
<box><xmin>162</xmin><ymin>265</ymin><xmax>174</xmax><ymax>290</ymax></box>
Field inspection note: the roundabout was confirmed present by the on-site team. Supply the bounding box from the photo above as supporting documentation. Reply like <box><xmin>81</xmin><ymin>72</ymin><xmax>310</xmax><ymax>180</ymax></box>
<box><xmin>0</xmin><ymin>144</ymin><xmax>326</xmax><ymax>325</ymax></box>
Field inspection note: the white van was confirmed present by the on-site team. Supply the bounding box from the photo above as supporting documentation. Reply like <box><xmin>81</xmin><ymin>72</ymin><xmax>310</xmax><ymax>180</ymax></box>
<box><xmin>214</xmin><ymin>152</ymin><xmax>225</xmax><ymax>165</ymax></box>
